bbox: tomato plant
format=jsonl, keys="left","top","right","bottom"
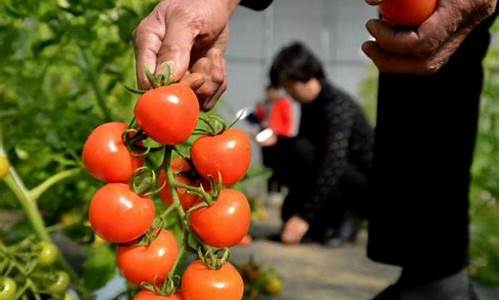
{"left": 182, "top": 260, "right": 244, "bottom": 300}
{"left": 380, "top": 0, "right": 438, "bottom": 26}
{"left": 89, "top": 183, "right": 156, "bottom": 243}
{"left": 190, "top": 189, "right": 251, "bottom": 248}
{"left": 83, "top": 122, "right": 144, "bottom": 183}
{"left": 117, "top": 230, "right": 179, "bottom": 285}
{"left": 37, "top": 241, "right": 59, "bottom": 267}
{"left": 134, "top": 290, "right": 183, "bottom": 300}
{"left": 0, "top": 278, "right": 16, "bottom": 300}
{"left": 135, "top": 84, "right": 200, "bottom": 145}
{"left": 191, "top": 128, "right": 251, "bottom": 185}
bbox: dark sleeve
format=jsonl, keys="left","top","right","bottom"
{"left": 298, "top": 97, "right": 355, "bottom": 223}
{"left": 239, "top": 0, "right": 273, "bottom": 11}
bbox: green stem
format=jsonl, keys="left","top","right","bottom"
{"left": 172, "top": 183, "right": 213, "bottom": 204}
{"left": 3, "top": 168, "right": 92, "bottom": 300}
{"left": 4, "top": 169, "right": 49, "bottom": 241}
{"left": 29, "top": 168, "right": 81, "bottom": 201}
{"left": 168, "top": 244, "right": 184, "bottom": 279}
{"left": 78, "top": 46, "right": 112, "bottom": 122}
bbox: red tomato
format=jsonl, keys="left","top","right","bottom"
{"left": 135, "top": 84, "right": 199, "bottom": 145}
{"left": 190, "top": 189, "right": 251, "bottom": 248}
{"left": 380, "top": 0, "right": 437, "bottom": 26}
{"left": 191, "top": 129, "right": 251, "bottom": 185}
{"left": 158, "top": 158, "right": 203, "bottom": 210}
{"left": 134, "top": 290, "right": 183, "bottom": 300}
{"left": 237, "top": 234, "right": 253, "bottom": 247}
{"left": 117, "top": 230, "right": 179, "bottom": 285}
{"left": 181, "top": 260, "right": 244, "bottom": 300}
{"left": 82, "top": 122, "right": 143, "bottom": 182}
{"left": 89, "top": 183, "right": 155, "bottom": 243}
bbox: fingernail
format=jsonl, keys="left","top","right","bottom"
{"left": 156, "top": 61, "right": 176, "bottom": 77}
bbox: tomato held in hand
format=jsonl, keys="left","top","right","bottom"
{"left": 181, "top": 261, "right": 244, "bottom": 300}
{"left": 380, "top": 0, "right": 437, "bottom": 26}
{"left": 190, "top": 189, "right": 250, "bottom": 248}
{"left": 89, "top": 183, "right": 155, "bottom": 243}
{"left": 0, "top": 277, "right": 16, "bottom": 300}
{"left": 135, "top": 84, "right": 199, "bottom": 145}
{"left": 134, "top": 290, "right": 183, "bottom": 300}
{"left": 191, "top": 129, "right": 251, "bottom": 185}
{"left": 117, "top": 230, "right": 179, "bottom": 285}
{"left": 158, "top": 158, "right": 202, "bottom": 210}
{"left": 83, "top": 122, "right": 143, "bottom": 182}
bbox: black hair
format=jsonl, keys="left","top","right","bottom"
{"left": 269, "top": 41, "right": 326, "bottom": 87}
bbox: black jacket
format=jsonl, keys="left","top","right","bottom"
{"left": 298, "top": 81, "right": 373, "bottom": 222}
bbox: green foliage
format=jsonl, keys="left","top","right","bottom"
{"left": 0, "top": 0, "right": 156, "bottom": 224}
{"left": 358, "top": 21, "right": 499, "bottom": 286}
{"left": 82, "top": 245, "right": 116, "bottom": 290}
{"left": 469, "top": 20, "right": 498, "bottom": 286}
{"left": 0, "top": 0, "right": 157, "bottom": 291}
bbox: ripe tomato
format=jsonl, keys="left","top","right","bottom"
{"left": 0, "top": 277, "right": 16, "bottom": 300}
{"left": 135, "top": 84, "right": 199, "bottom": 145}
{"left": 0, "top": 155, "right": 9, "bottom": 180}
{"left": 181, "top": 261, "right": 243, "bottom": 300}
{"left": 82, "top": 122, "right": 143, "bottom": 183}
{"left": 191, "top": 129, "right": 251, "bottom": 185}
{"left": 158, "top": 158, "right": 202, "bottom": 210}
{"left": 117, "top": 230, "right": 179, "bottom": 285}
{"left": 380, "top": 0, "right": 437, "bottom": 26}
{"left": 190, "top": 189, "right": 250, "bottom": 248}
{"left": 89, "top": 183, "right": 155, "bottom": 243}
{"left": 46, "top": 271, "right": 70, "bottom": 295}
{"left": 37, "top": 241, "right": 59, "bottom": 267}
{"left": 134, "top": 290, "right": 183, "bottom": 300}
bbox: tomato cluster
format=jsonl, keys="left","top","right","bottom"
{"left": 0, "top": 239, "right": 73, "bottom": 300}
{"left": 82, "top": 78, "right": 252, "bottom": 299}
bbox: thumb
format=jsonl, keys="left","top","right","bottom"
{"left": 155, "top": 21, "right": 196, "bottom": 82}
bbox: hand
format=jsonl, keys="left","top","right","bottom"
{"left": 362, "top": 0, "right": 497, "bottom": 74}
{"left": 281, "top": 215, "right": 309, "bottom": 244}
{"left": 133, "top": 0, "right": 239, "bottom": 110}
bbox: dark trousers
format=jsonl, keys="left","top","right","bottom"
{"left": 368, "top": 14, "right": 496, "bottom": 279}
{"left": 274, "top": 138, "right": 372, "bottom": 237}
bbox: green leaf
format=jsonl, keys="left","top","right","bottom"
{"left": 83, "top": 245, "right": 117, "bottom": 290}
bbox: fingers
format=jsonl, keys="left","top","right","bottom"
{"left": 133, "top": 9, "right": 166, "bottom": 89}
{"left": 179, "top": 72, "right": 205, "bottom": 90}
{"left": 363, "top": 2, "right": 468, "bottom": 74}
{"left": 362, "top": 41, "right": 433, "bottom": 74}
{"left": 365, "top": 20, "right": 421, "bottom": 55}
{"left": 155, "top": 19, "right": 196, "bottom": 82}
{"left": 189, "top": 46, "right": 227, "bottom": 111}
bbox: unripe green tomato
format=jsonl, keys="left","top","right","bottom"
{"left": 37, "top": 241, "right": 59, "bottom": 267}
{"left": 46, "top": 271, "right": 70, "bottom": 295}
{"left": 0, "top": 277, "right": 17, "bottom": 300}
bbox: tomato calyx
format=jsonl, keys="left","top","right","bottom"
{"left": 197, "top": 246, "right": 230, "bottom": 270}
{"left": 140, "top": 276, "right": 179, "bottom": 297}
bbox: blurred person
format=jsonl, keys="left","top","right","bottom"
{"left": 269, "top": 42, "right": 374, "bottom": 248}
{"left": 133, "top": 0, "right": 498, "bottom": 299}
{"left": 252, "top": 85, "right": 295, "bottom": 194}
